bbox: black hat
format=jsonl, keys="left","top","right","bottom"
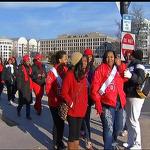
{"left": 132, "top": 50, "right": 143, "bottom": 61}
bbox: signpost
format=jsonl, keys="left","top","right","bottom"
{"left": 123, "top": 14, "right": 132, "bottom": 32}
{"left": 121, "top": 32, "right": 135, "bottom": 61}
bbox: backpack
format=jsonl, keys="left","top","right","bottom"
{"left": 136, "top": 73, "right": 150, "bottom": 98}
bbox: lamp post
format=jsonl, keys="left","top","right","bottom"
{"left": 22, "top": 44, "right": 24, "bottom": 57}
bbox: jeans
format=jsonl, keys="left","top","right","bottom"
{"left": 100, "top": 100, "right": 124, "bottom": 150}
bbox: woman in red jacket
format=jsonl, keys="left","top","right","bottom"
{"left": 0, "top": 58, "right": 4, "bottom": 98}
{"left": 61, "top": 52, "right": 89, "bottom": 150}
{"left": 91, "top": 50, "right": 127, "bottom": 150}
{"left": 45, "top": 51, "right": 68, "bottom": 150}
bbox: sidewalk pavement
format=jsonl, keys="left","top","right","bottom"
{"left": 0, "top": 89, "right": 150, "bottom": 149}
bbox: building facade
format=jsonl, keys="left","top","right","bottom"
{"left": 40, "top": 32, "right": 118, "bottom": 57}
{"left": 0, "top": 37, "right": 40, "bottom": 60}
{"left": 0, "top": 38, "right": 13, "bottom": 60}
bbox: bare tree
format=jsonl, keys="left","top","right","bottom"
{"left": 130, "top": 4, "right": 144, "bottom": 49}
{"left": 115, "top": 20, "right": 121, "bottom": 39}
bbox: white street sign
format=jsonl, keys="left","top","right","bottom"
{"left": 123, "top": 14, "right": 132, "bottom": 32}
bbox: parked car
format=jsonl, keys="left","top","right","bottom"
{"left": 144, "top": 64, "right": 150, "bottom": 75}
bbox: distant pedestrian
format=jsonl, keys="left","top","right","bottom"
{"left": 32, "top": 54, "right": 46, "bottom": 115}
{"left": 61, "top": 52, "right": 89, "bottom": 150}
{"left": 45, "top": 51, "right": 68, "bottom": 150}
{"left": 16, "top": 55, "right": 33, "bottom": 120}
{"left": 2, "top": 57, "right": 16, "bottom": 105}
{"left": 0, "top": 58, "right": 4, "bottom": 99}
{"left": 123, "top": 50, "right": 145, "bottom": 149}
{"left": 80, "top": 48, "right": 95, "bottom": 150}
{"left": 91, "top": 50, "right": 127, "bottom": 150}
{"left": 11, "top": 56, "right": 18, "bottom": 101}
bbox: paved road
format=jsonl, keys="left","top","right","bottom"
{"left": 0, "top": 89, "right": 150, "bottom": 149}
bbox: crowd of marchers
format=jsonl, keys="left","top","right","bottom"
{"left": 0, "top": 46, "right": 146, "bottom": 150}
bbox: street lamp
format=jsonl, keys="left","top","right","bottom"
{"left": 22, "top": 44, "right": 24, "bottom": 57}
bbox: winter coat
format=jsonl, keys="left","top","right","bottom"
{"left": 124, "top": 59, "right": 145, "bottom": 98}
{"left": 17, "top": 64, "right": 33, "bottom": 104}
{"left": 2, "top": 64, "right": 15, "bottom": 85}
{"left": 45, "top": 64, "right": 68, "bottom": 107}
{"left": 31, "top": 61, "right": 46, "bottom": 86}
{"left": 61, "top": 70, "right": 88, "bottom": 118}
{"left": 91, "top": 63, "right": 127, "bottom": 113}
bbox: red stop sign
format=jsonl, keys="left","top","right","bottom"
{"left": 121, "top": 32, "right": 135, "bottom": 60}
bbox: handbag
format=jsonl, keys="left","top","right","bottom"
{"left": 136, "top": 73, "right": 150, "bottom": 98}
{"left": 58, "top": 102, "right": 69, "bottom": 121}
{"left": 50, "top": 67, "right": 69, "bottom": 120}
{"left": 58, "top": 81, "right": 83, "bottom": 121}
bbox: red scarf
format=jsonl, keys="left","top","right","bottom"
{"left": 35, "top": 60, "right": 44, "bottom": 74}
{"left": 0, "top": 64, "right": 3, "bottom": 72}
{"left": 22, "top": 65, "right": 33, "bottom": 90}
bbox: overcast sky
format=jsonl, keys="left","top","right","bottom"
{"left": 0, "top": 2, "right": 150, "bottom": 40}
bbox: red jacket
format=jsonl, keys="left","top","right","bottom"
{"left": 61, "top": 70, "right": 88, "bottom": 118}
{"left": 45, "top": 64, "right": 68, "bottom": 107}
{"left": 91, "top": 63, "right": 127, "bottom": 113}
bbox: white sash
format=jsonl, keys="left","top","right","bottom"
{"left": 99, "top": 65, "right": 117, "bottom": 95}
{"left": 50, "top": 67, "right": 62, "bottom": 88}
{"left": 6, "top": 64, "right": 14, "bottom": 74}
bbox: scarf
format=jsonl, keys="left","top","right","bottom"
{"left": 22, "top": 65, "right": 33, "bottom": 90}
{"left": 35, "top": 60, "right": 44, "bottom": 74}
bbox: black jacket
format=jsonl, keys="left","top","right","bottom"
{"left": 17, "top": 64, "right": 32, "bottom": 104}
{"left": 124, "top": 59, "right": 145, "bottom": 98}
{"left": 31, "top": 63, "right": 46, "bottom": 86}
{"left": 2, "top": 65, "right": 15, "bottom": 85}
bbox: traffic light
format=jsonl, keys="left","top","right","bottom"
{"left": 120, "top": 2, "right": 131, "bottom": 17}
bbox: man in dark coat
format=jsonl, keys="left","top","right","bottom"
{"left": 31, "top": 54, "right": 46, "bottom": 115}
{"left": 17, "top": 55, "right": 33, "bottom": 120}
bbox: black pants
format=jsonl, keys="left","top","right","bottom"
{"left": 6, "top": 83, "right": 14, "bottom": 101}
{"left": 81, "top": 105, "right": 92, "bottom": 140}
{"left": 17, "top": 91, "right": 31, "bottom": 117}
{"left": 50, "top": 107, "right": 65, "bottom": 147}
{"left": 0, "top": 83, "right": 3, "bottom": 96}
{"left": 67, "top": 116, "right": 83, "bottom": 142}
{"left": 17, "top": 103, "right": 30, "bottom": 117}
{"left": 12, "top": 80, "right": 17, "bottom": 100}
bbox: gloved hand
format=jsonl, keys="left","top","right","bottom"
{"left": 124, "top": 69, "right": 132, "bottom": 79}
{"left": 95, "top": 102, "right": 102, "bottom": 114}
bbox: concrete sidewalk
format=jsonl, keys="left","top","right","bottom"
{"left": 0, "top": 90, "right": 150, "bottom": 149}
